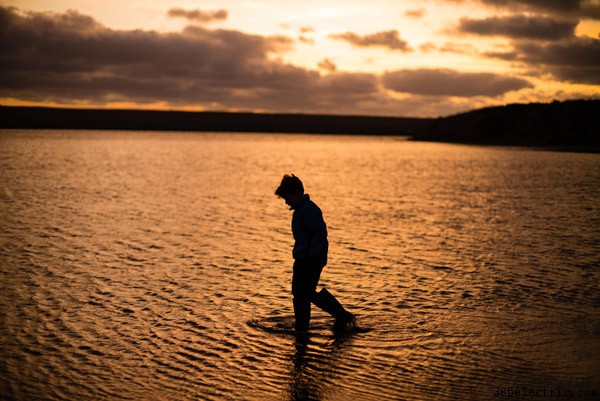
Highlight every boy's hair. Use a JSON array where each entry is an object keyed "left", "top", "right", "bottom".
[{"left": 275, "top": 174, "right": 304, "bottom": 198}]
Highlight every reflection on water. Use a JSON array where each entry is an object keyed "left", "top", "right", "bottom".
[
  {"left": 288, "top": 334, "right": 353, "bottom": 401},
  {"left": 1, "top": 130, "right": 599, "bottom": 400}
]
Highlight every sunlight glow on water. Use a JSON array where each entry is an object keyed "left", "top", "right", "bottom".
[{"left": 1, "top": 130, "right": 599, "bottom": 400}]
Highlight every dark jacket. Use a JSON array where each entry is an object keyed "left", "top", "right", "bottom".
[{"left": 290, "top": 194, "right": 328, "bottom": 267}]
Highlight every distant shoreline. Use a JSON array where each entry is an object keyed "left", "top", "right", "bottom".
[
  {"left": 0, "top": 105, "right": 432, "bottom": 136},
  {"left": 1, "top": 100, "right": 599, "bottom": 152}
]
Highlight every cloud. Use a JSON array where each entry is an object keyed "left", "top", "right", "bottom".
[
  {"left": 488, "top": 37, "right": 600, "bottom": 84},
  {"left": 298, "top": 35, "right": 315, "bottom": 44},
  {"left": 581, "top": 0, "right": 600, "bottom": 19},
  {"left": 167, "top": 8, "right": 228, "bottom": 23},
  {"left": 442, "top": 1, "right": 599, "bottom": 84},
  {"left": 419, "top": 41, "right": 477, "bottom": 54},
  {"left": 485, "top": 0, "right": 600, "bottom": 20},
  {"left": 329, "top": 30, "right": 412, "bottom": 51},
  {"left": 0, "top": 6, "right": 392, "bottom": 114},
  {"left": 405, "top": 8, "right": 426, "bottom": 18},
  {"left": 382, "top": 69, "right": 533, "bottom": 97},
  {"left": 297, "top": 26, "right": 315, "bottom": 44},
  {"left": 458, "top": 14, "right": 578, "bottom": 40},
  {"left": 440, "top": 0, "right": 600, "bottom": 19},
  {"left": 318, "top": 58, "right": 337, "bottom": 72},
  {"left": 0, "top": 6, "right": 541, "bottom": 117},
  {"left": 481, "top": 0, "right": 581, "bottom": 13},
  {"left": 0, "top": 7, "right": 290, "bottom": 101}
]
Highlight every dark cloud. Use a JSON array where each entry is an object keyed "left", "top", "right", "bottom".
[
  {"left": 167, "top": 8, "right": 228, "bottom": 23},
  {"left": 547, "top": 65, "right": 600, "bottom": 84},
  {"left": 458, "top": 14, "right": 578, "bottom": 40},
  {"left": 490, "top": 0, "right": 600, "bottom": 20},
  {"left": 516, "top": 37, "right": 600, "bottom": 67},
  {"left": 487, "top": 37, "right": 600, "bottom": 84},
  {"left": 441, "top": 0, "right": 600, "bottom": 20},
  {"left": 329, "top": 30, "right": 412, "bottom": 51},
  {"left": 481, "top": 0, "right": 582, "bottom": 13},
  {"left": 0, "top": 7, "right": 274, "bottom": 101},
  {"left": 382, "top": 69, "right": 533, "bottom": 97},
  {"left": 581, "top": 0, "right": 600, "bottom": 19},
  {"left": 442, "top": 1, "right": 599, "bottom": 84},
  {"left": 0, "top": 6, "right": 539, "bottom": 117},
  {"left": 484, "top": 0, "right": 599, "bottom": 19},
  {"left": 0, "top": 7, "right": 389, "bottom": 114}
]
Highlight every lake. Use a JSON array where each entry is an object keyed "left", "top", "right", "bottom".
[{"left": 1, "top": 130, "right": 599, "bottom": 400}]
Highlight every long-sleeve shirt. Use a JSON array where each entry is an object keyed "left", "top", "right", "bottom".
[{"left": 290, "top": 194, "right": 328, "bottom": 267}]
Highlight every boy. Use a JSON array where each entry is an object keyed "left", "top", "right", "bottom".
[{"left": 275, "top": 174, "right": 356, "bottom": 333}]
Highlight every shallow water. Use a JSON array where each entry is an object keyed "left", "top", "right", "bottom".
[{"left": 1, "top": 130, "right": 599, "bottom": 401}]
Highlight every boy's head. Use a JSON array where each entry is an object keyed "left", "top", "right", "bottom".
[{"left": 275, "top": 174, "right": 304, "bottom": 205}]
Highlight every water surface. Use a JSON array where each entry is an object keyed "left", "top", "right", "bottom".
[{"left": 1, "top": 130, "right": 599, "bottom": 400}]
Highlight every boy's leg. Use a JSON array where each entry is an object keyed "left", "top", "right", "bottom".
[
  {"left": 292, "top": 296, "right": 311, "bottom": 332},
  {"left": 291, "top": 259, "right": 322, "bottom": 332},
  {"left": 312, "top": 288, "right": 355, "bottom": 330}
]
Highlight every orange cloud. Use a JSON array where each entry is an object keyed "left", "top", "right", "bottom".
[
  {"left": 167, "top": 8, "right": 228, "bottom": 23},
  {"left": 329, "top": 30, "right": 412, "bottom": 52}
]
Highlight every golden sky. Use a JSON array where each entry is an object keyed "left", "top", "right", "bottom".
[{"left": 1, "top": 0, "right": 599, "bottom": 117}]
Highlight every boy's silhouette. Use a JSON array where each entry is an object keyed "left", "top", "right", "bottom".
[{"left": 275, "top": 174, "right": 356, "bottom": 333}]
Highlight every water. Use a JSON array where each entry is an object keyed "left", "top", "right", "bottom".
[{"left": 1, "top": 130, "right": 599, "bottom": 401}]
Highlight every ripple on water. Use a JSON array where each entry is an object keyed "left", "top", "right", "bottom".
[{"left": 1, "top": 131, "right": 599, "bottom": 400}]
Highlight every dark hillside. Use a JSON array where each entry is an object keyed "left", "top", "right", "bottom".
[{"left": 413, "top": 99, "right": 600, "bottom": 151}]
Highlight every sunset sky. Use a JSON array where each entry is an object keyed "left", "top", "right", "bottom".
[{"left": 1, "top": 0, "right": 599, "bottom": 117}]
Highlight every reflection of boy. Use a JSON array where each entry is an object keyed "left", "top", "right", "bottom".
[{"left": 275, "top": 174, "right": 356, "bottom": 333}]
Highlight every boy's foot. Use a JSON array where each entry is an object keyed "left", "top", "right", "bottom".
[{"left": 333, "top": 312, "right": 357, "bottom": 332}]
